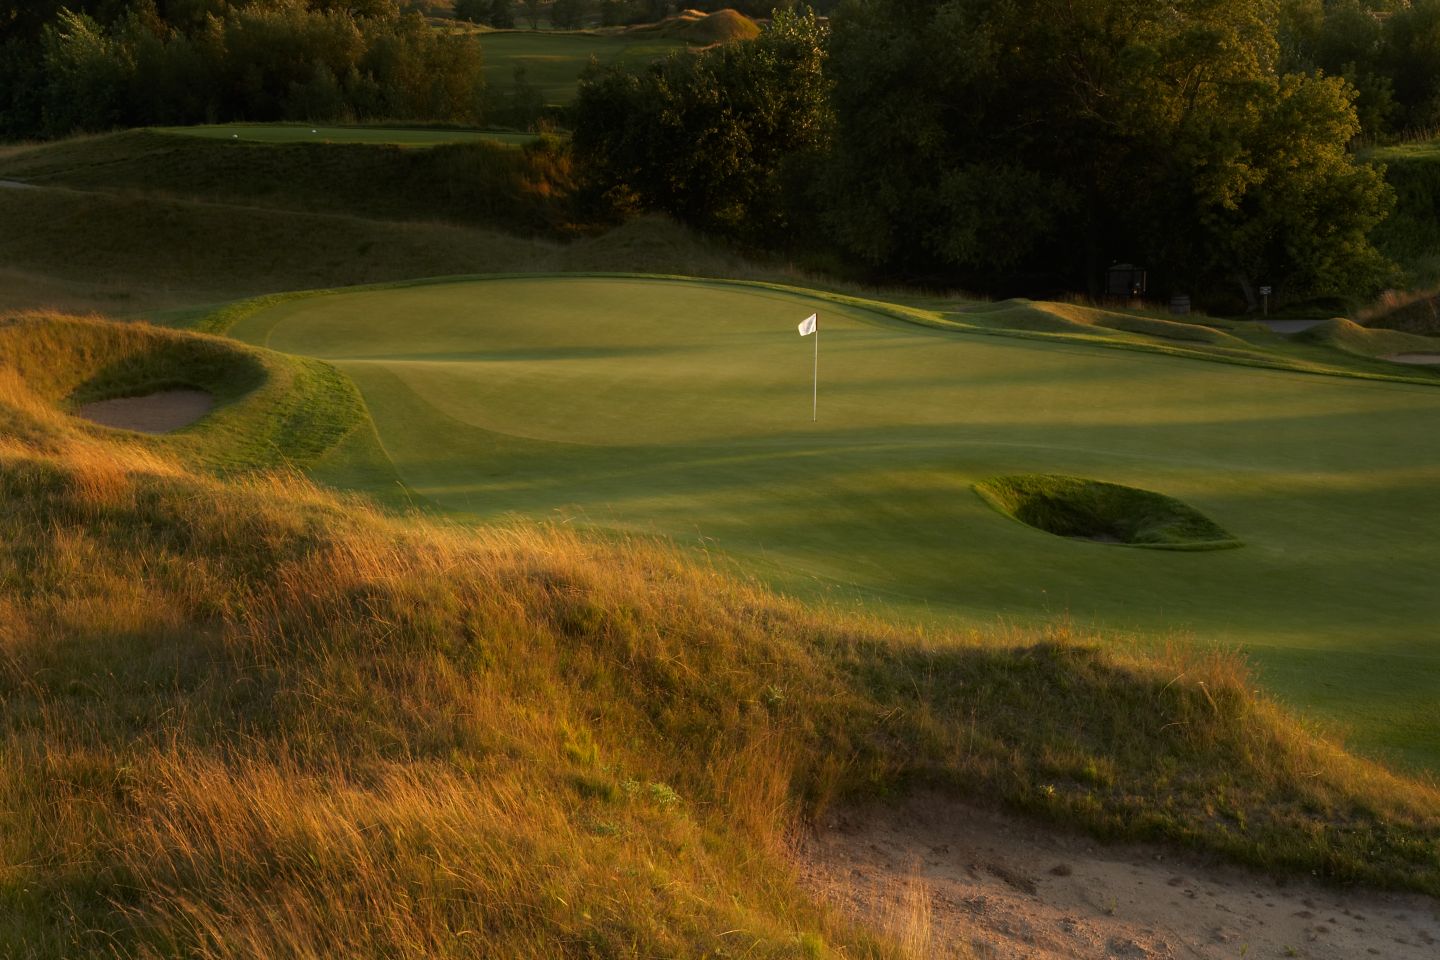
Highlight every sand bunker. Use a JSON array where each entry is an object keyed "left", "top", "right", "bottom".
[
  {"left": 798, "top": 791, "right": 1440, "bottom": 959},
  {"left": 1383, "top": 353, "right": 1440, "bottom": 365},
  {"left": 76, "top": 389, "right": 213, "bottom": 434},
  {"left": 0, "top": 179, "right": 36, "bottom": 190}
]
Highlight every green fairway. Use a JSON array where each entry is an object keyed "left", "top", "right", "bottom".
[
  {"left": 154, "top": 123, "right": 537, "bottom": 147},
  {"left": 479, "top": 31, "right": 687, "bottom": 104},
  {"left": 227, "top": 276, "right": 1440, "bottom": 767}
]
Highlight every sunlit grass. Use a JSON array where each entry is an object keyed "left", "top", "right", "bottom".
[
  {"left": 0, "top": 311, "right": 1437, "bottom": 957},
  {"left": 213, "top": 275, "right": 1440, "bottom": 767}
]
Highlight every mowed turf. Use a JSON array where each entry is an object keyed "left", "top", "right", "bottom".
[
  {"left": 154, "top": 123, "right": 537, "bottom": 147},
  {"left": 479, "top": 31, "right": 686, "bottom": 104},
  {"left": 228, "top": 277, "right": 1440, "bottom": 767}
]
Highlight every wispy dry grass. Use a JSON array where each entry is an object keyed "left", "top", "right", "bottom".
[{"left": 0, "top": 314, "right": 1436, "bottom": 958}]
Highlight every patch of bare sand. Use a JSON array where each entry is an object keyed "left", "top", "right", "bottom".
[
  {"left": 1383, "top": 353, "right": 1440, "bottom": 365},
  {"left": 76, "top": 390, "right": 213, "bottom": 434},
  {"left": 796, "top": 791, "right": 1439, "bottom": 959}
]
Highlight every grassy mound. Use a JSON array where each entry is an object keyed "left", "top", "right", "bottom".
[
  {"left": 1296, "top": 316, "right": 1440, "bottom": 359},
  {"left": 0, "top": 130, "right": 580, "bottom": 236},
  {"left": 678, "top": 9, "right": 762, "bottom": 44},
  {"left": 961, "top": 299, "right": 1256, "bottom": 349},
  {"left": 0, "top": 313, "right": 366, "bottom": 472},
  {"left": 1, "top": 313, "right": 1437, "bottom": 958},
  {"left": 974, "top": 474, "right": 1241, "bottom": 550},
  {"left": 949, "top": 297, "right": 1440, "bottom": 383},
  {"left": 626, "top": 9, "right": 760, "bottom": 44}
]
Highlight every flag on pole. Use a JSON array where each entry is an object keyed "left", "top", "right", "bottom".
[{"left": 798, "top": 313, "right": 819, "bottom": 421}]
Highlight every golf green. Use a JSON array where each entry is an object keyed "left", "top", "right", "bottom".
[{"left": 229, "top": 277, "right": 1440, "bottom": 767}]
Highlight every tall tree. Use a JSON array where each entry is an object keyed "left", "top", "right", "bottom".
[
  {"left": 824, "top": 0, "right": 1394, "bottom": 305},
  {"left": 573, "top": 8, "right": 829, "bottom": 244}
]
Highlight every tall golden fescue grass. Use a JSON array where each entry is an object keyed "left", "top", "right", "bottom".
[
  {"left": 885, "top": 865, "right": 934, "bottom": 960},
  {"left": 0, "top": 313, "right": 1437, "bottom": 958}
]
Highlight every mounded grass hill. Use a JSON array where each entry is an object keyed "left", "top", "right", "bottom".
[
  {"left": 0, "top": 130, "right": 578, "bottom": 235},
  {"left": 215, "top": 275, "right": 1440, "bottom": 768},
  {"left": 0, "top": 130, "right": 784, "bottom": 317},
  {"left": 2, "top": 310, "right": 1437, "bottom": 958},
  {"left": 627, "top": 9, "right": 763, "bottom": 44}
]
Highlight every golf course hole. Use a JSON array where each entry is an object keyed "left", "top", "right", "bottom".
[
  {"left": 975, "top": 474, "right": 1241, "bottom": 550},
  {"left": 75, "top": 389, "right": 214, "bottom": 434}
]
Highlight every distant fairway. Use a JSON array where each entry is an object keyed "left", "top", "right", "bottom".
[
  {"left": 479, "top": 31, "right": 686, "bottom": 104},
  {"left": 229, "top": 277, "right": 1440, "bottom": 766},
  {"left": 155, "top": 124, "right": 537, "bottom": 147}
]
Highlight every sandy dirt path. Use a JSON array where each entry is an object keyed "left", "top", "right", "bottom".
[
  {"left": 76, "top": 390, "right": 213, "bottom": 433},
  {"left": 797, "top": 791, "right": 1439, "bottom": 959},
  {"left": 1383, "top": 354, "right": 1440, "bottom": 365}
]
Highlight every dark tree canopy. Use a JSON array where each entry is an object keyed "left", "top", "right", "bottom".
[
  {"left": 0, "top": 0, "right": 487, "bottom": 137},
  {"left": 573, "top": 9, "right": 830, "bottom": 244},
  {"left": 824, "top": 0, "right": 1395, "bottom": 305}
]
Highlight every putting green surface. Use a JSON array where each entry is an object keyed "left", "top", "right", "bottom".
[
  {"left": 154, "top": 124, "right": 537, "bottom": 147},
  {"left": 230, "top": 277, "right": 1440, "bottom": 767}
]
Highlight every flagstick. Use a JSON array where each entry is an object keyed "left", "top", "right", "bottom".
[{"left": 812, "top": 317, "right": 818, "bottom": 422}]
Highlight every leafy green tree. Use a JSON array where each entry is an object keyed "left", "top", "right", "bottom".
[
  {"left": 4, "top": 0, "right": 489, "bottom": 136},
  {"left": 488, "top": 0, "right": 516, "bottom": 27},
  {"left": 551, "top": 0, "right": 588, "bottom": 29},
  {"left": 499, "top": 63, "right": 545, "bottom": 129},
  {"left": 453, "top": 0, "right": 491, "bottom": 23},
  {"left": 1188, "top": 72, "right": 1395, "bottom": 305},
  {"left": 1279, "top": 0, "right": 1396, "bottom": 140},
  {"left": 825, "top": 0, "right": 1394, "bottom": 306},
  {"left": 522, "top": 0, "right": 542, "bottom": 29},
  {"left": 598, "top": 0, "right": 627, "bottom": 26},
  {"left": 573, "top": 8, "right": 829, "bottom": 243},
  {"left": 40, "top": 8, "right": 128, "bottom": 133},
  {"left": 1383, "top": 0, "right": 1440, "bottom": 132}
]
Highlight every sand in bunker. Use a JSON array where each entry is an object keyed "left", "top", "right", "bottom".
[
  {"left": 796, "top": 791, "right": 1440, "bottom": 959},
  {"left": 1383, "top": 353, "right": 1440, "bottom": 365},
  {"left": 76, "top": 390, "right": 213, "bottom": 434}
]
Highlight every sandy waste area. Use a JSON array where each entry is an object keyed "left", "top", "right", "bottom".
[{"left": 797, "top": 791, "right": 1439, "bottom": 959}]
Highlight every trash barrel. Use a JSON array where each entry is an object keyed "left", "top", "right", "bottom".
[{"left": 1169, "top": 294, "right": 1191, "bottom": 316}]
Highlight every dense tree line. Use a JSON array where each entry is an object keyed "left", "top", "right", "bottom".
[
  {"left": 453, "top": 0, "right": 515, "bottom": 28},
  {"left": 576, "top": 1, "right": 1401, "bottom": 309},
  {"left": 1281, "top": 0, "right": 1440, "bottom": 142},
  {"left": 573, "top": 8, "right": 828, "bottom": 245},
  {"left": 0, "top": 1, "right": 487, "bottom": 138}
]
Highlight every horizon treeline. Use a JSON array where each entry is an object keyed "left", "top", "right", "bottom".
[
  {"left": 0, "top": 1, "right": 487, "bottom": 137},
  {"left": 6, "top": 0, "right": 1440, "bottom": 309},
  {"left": 576, "top": 1, "right": 1440, "bottom": 309}
]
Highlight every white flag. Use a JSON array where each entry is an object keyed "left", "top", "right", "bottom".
[{"left": 798, "top": 313, "right": 817, "bottom": 336}]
